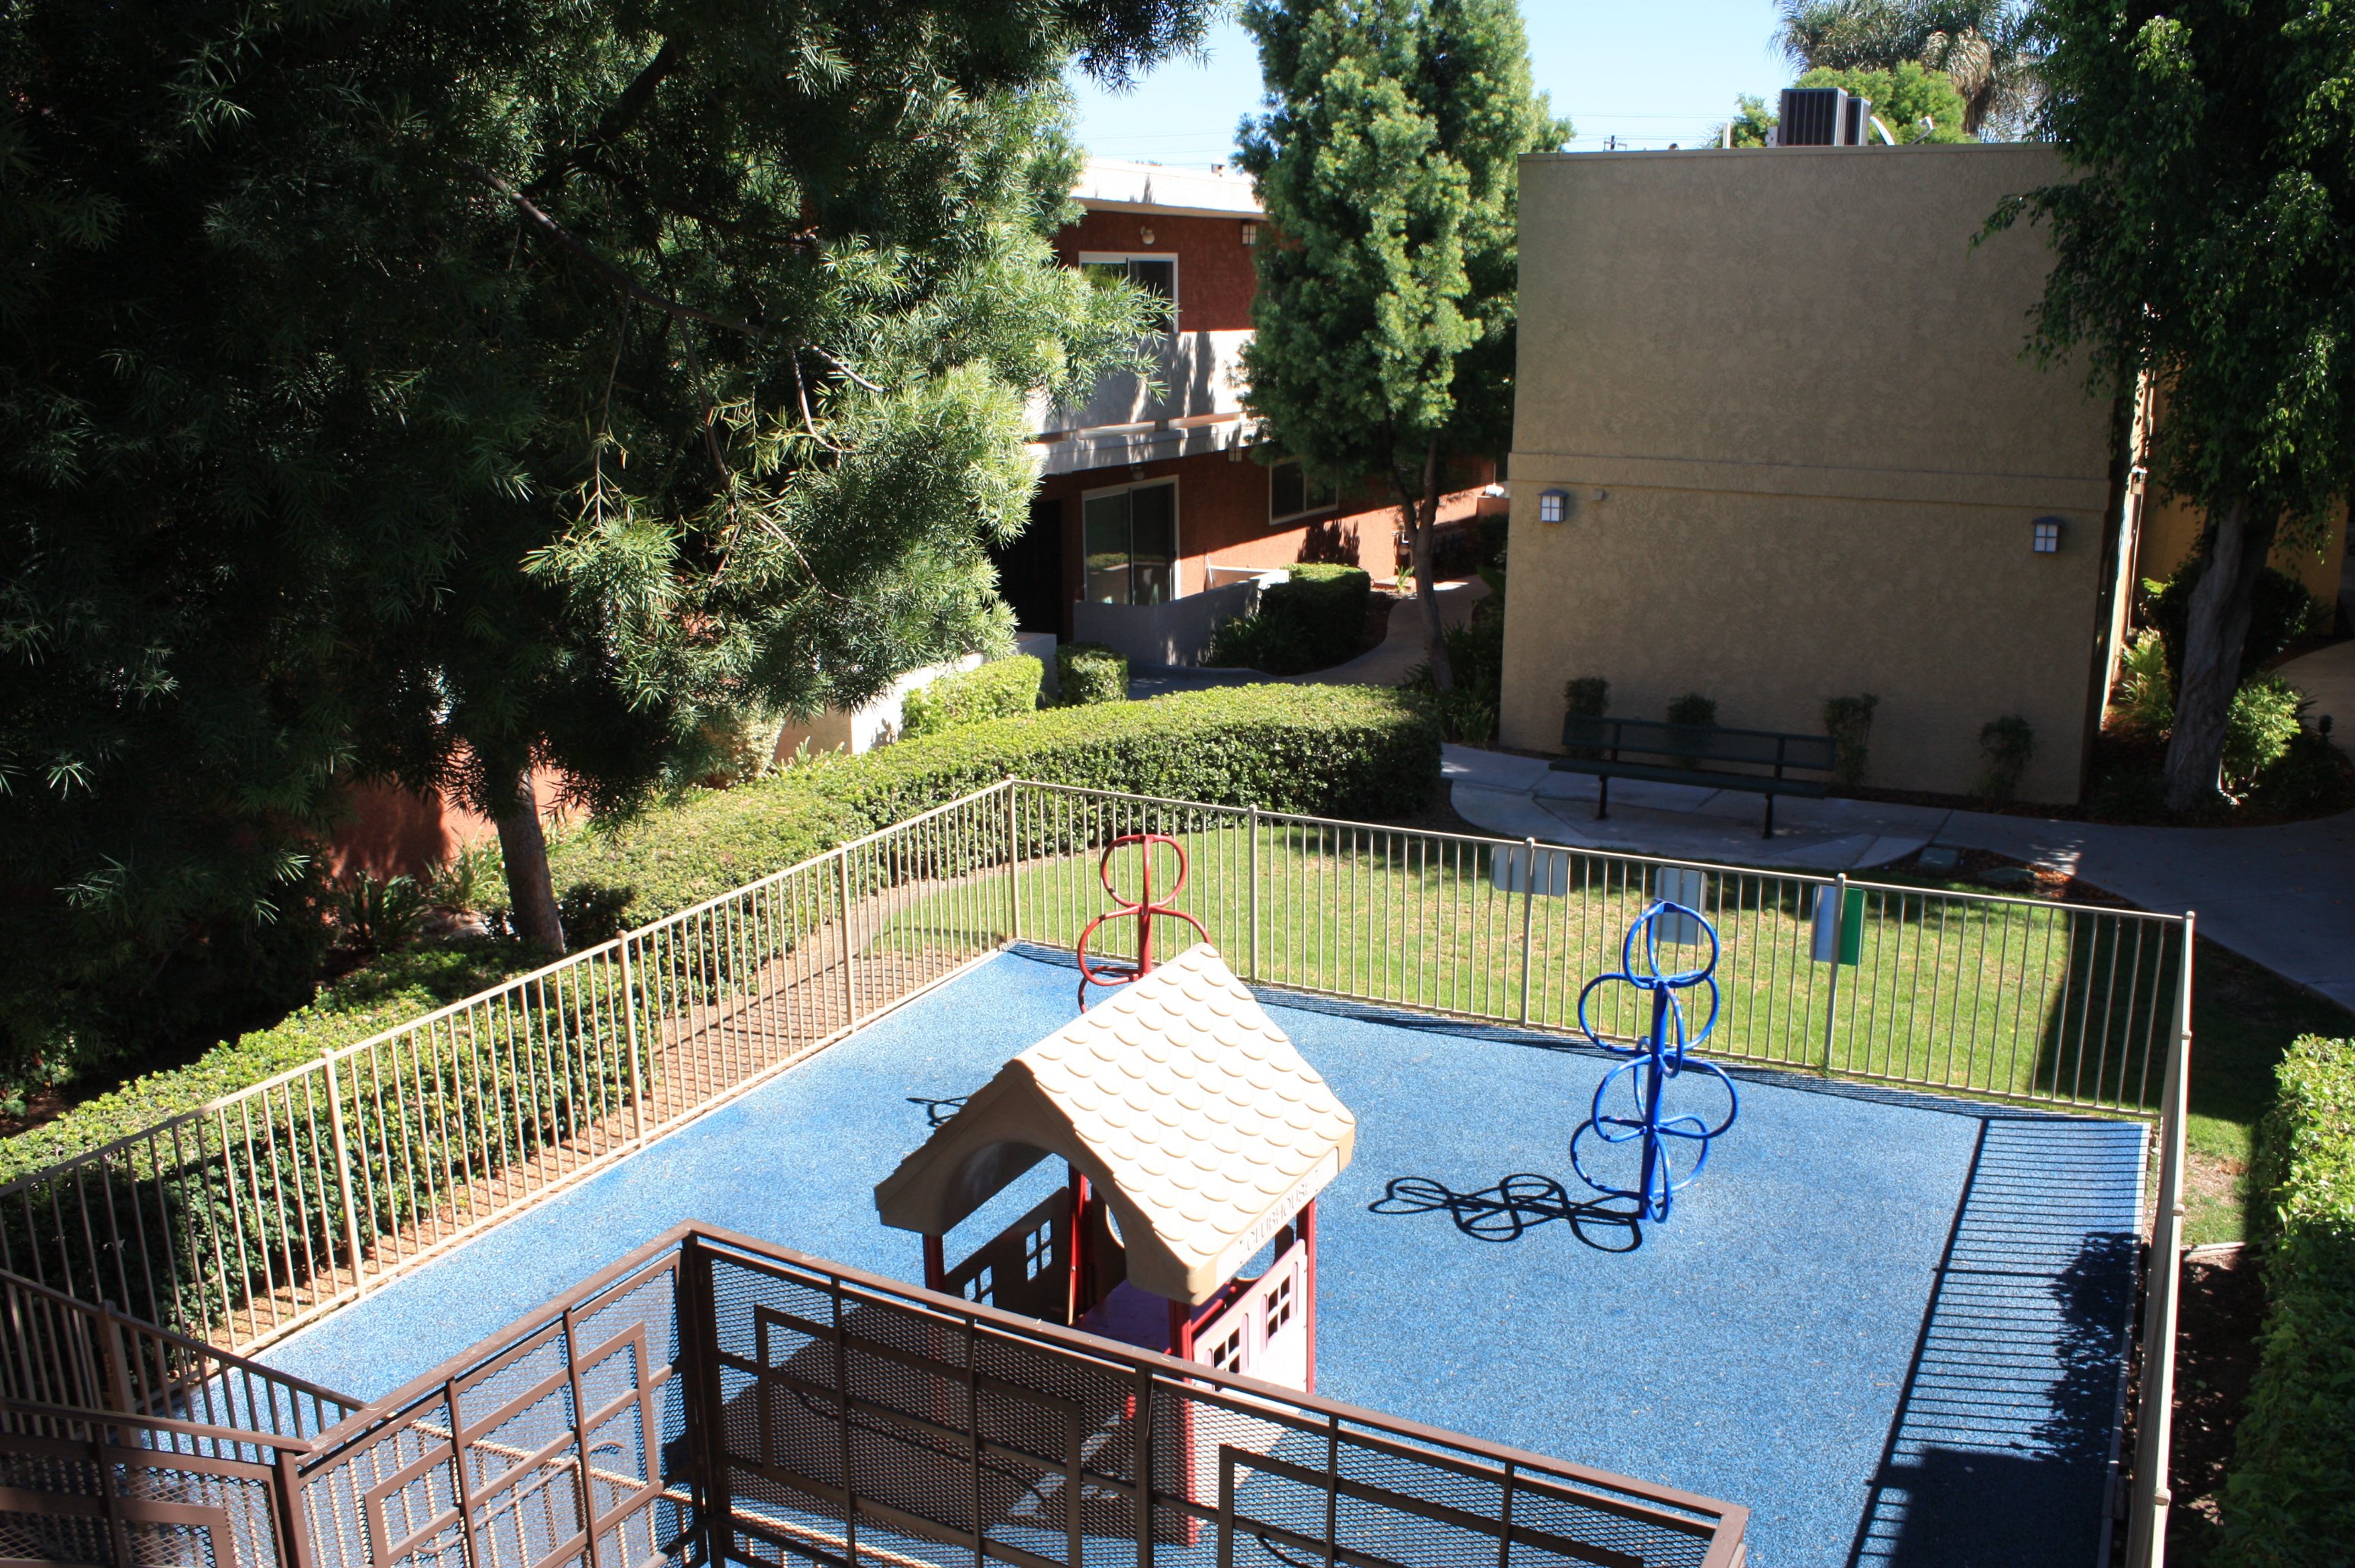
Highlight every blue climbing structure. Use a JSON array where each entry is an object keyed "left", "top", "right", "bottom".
[{"left": 1569, "top": 900, "right": 1740, "bottom": 1223}]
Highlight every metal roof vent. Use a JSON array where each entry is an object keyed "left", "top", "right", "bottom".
[{"left": 1775, "top": 87, "right": 1872, "bottom": 146}]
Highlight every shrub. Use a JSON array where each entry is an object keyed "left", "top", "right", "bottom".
[
  {"left": 1666, "top": 692, "right": 1717, "bottom": 728},
  {"left": 0, "top": 943, "right": 532, "bottom": 1186},
  {"left": 901, "top": 656, "right": 1043, "bottom": 738},
  {"left": 1207, "top": 564, "right": 1373, "bottom": 675},
  {"left": 2222, "top": 674, "right": 2305, "bottom": 792},
  {"left": 1403, "top": 600, "right": 1504, "bottom": 743},
  {"left": 1821, "top": 694, "right": 1878, "bottom": 789},
  {"left": 1058, "top": 642, "right": 1128, "bottom": 705},
  {"left": 2216, "top": 1035, "right": 2355, "bottom": 1562},
  {"left": 2146, "top": 559, "right": 2321, "bottom": 689},
  {"left": 2246, "top": 725, "right": 2355, "bottom": 816},
  {"left": 1977, "top": 715, "right": 2035, "bottom": 802},
  {"left": 2112, "top": 628, "right": 2174, "bottom": 734},
  {"left": 5, "top": 685, "right": 1444, "bottom": 1189},
  {"left": 335, "top": 872, "right": 429, "bottom": 956},
  {"left": 1563, "top": 677, "right": 1609, "bottom": 718}
]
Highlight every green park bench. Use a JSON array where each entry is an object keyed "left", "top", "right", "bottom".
[{"left": 1553, "top": 715, "right": 1837, "bottom": 837}]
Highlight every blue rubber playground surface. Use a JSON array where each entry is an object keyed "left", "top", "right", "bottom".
[{"left": 265, "top": 949, "right": 2144, "bottom": 1567}]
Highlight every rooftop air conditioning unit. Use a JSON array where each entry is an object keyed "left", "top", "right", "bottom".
[{"left": 1775, "top": 86, "right": 1872, "bottom": 146}]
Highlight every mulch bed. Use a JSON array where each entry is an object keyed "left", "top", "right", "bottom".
[{"left": 2152, "top": 1246, "right": 2267, "bottom": 1564}]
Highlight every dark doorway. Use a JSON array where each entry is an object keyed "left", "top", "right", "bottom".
[{"left": 994, "top": 496, "right": 1068, "bottom": 635}]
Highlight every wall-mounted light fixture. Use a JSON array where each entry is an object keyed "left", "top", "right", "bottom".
[
  {"left": 2032, "top": 516, "right": 2063, "bottom": 554},
  {"left": 1241, "top": 221, "right": 1260, "bottom": 247},
  {"left": 1139, "top": 226, "right": 1156, "bottom": 246},
  {"left": 1539, "top": 488, "right": 1571, "bottom": 525}
]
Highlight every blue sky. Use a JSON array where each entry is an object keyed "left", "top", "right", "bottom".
[{"left": 1070, "top": 2, "right": 1794, "bottom": 165}]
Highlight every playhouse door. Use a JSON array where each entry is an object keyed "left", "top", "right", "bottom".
[{"left": 1193, "top": 1239, "right": 1309, "bottom": 1392}]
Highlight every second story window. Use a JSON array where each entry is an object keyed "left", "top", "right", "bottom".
[
  {"left": 1081, "top": 254, "right": 1178, "bottom": 335},
  {"left": 1269, "top": 460, "right": 1338, "bottom": 525}
]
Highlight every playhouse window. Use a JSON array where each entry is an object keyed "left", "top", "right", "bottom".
[
  {"left": 1209, "top": 1328, "right": 1247, "bottom": 1374},
  {"left": 1265, "top": 1272, "right": 1294, "bottom": 1342},
  {"left": 966, "top": 1264, "right": 994, "bottom": 1304},
  {"left": 1024, "top": 1220, "right": 1054, "bottom": 1279}
]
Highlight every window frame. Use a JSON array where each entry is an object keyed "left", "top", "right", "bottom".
[
  {"left": 1080, "top": 474, "right": 1184, "bottom": 605},
  {"left": 1267, "top": 458, "right": 1340, "bottom": 526},
  {"left": 1077, "top": 251, "right": 1181, "bottom": 336}
]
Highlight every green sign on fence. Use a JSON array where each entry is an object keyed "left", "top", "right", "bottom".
[{"left": 1810, "top": 885, "right": 1864, "bottom": 966}]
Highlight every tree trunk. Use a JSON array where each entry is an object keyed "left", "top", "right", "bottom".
[
  {"left": 496, "top": 767, "right": 567, "bottom": 955},
  {"left": 2162, "top": 495, "right": 2276, "bottom": 811},
  {"left": 1400, "top": 437, "right": 1454, "bottom": 692}
]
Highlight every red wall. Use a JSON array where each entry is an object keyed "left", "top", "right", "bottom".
[
  {"left": 1054, "top": 209, "right": 1258, "bottom": 333},
  {"left": 1034, "top": 449, "right": 1499, "bottom": 633}
]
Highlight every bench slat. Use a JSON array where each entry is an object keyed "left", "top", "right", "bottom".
[{"left": 1547, "top": 756, "right": 1830, "bottom": 797}]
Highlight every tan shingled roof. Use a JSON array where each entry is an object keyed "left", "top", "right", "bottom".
[{"left": 873, "top": 945, "right": 1355, "bottom": 1304}]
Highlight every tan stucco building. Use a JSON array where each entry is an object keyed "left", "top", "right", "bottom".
[{"left": 1502, "top": 144, "right": 2139, "bottom": 804}]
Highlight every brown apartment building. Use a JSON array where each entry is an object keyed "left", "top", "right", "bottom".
[{"left": 997, "top": 160, "right": 1496, "bottom": 666}]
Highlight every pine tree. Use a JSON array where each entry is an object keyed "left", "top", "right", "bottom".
[
  {"left": 1994, "top": 1, "right": 2355, "bottom": 812},
  {"left": 1237, "top": 0, "right": 1564, "bottom": 689},
  {"left": 0, "top": 0, "right": 1210, "bottom": 1079}
]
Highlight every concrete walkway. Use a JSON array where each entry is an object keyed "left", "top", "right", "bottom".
[
  {"left": 1446, "top": 744, "right": 2355, "bottom": 1014},
  {"left": 1296, "top": 576, "right": 1489, "bottom": 686},
  {"left": 2282, "top": 637, "right": 2355, "bottom": 737}
]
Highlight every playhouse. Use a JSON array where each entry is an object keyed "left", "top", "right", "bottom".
[{"left": 873, "top": 943, "right": 1356, "bottom": 1393}]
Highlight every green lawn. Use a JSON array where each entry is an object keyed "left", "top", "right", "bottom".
[{"left": 889, "top": 823, "right": 2186, "bottom": 1094}]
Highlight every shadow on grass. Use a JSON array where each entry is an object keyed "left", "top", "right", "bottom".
[{"left": 1369, "top": 1174, "right": 1642, "bottom": 1252}]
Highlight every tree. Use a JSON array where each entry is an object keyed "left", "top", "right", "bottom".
[
  {"left": 1775, "top": 1, "right": 2041, "bottom": 137},
  {"left": 1237, "top": 0, "right": 1565, "bottom": 690},
  {"left": 0, "top": 0, "right": 1210, "bottom": 1078},
  {"left": 1797, "top": 63, "right": 1971, "bottom": 141},
  {"left": 1994, "top": 2, "right": 2355, "bottom": 811}
]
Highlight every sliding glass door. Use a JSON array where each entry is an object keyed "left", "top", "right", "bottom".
[{"left": 1083, "top": 481, "right": 1177, "bottom": 606}]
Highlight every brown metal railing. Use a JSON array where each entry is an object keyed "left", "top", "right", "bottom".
[
  {"left": 284, "top": 1223, "right": 1746, "bottom": 1568},
  {"left": 0, "top": 775, "right": 2193, "bottom": 1565}
]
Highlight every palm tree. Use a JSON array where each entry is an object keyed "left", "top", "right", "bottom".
[{"left": 1773, "top": 1, "right": 2040, "bottom": 138}]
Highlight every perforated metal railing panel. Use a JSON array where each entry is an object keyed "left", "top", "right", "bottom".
[
  {"left": 696, "top": 1236, "right": 1739, "bottom": 1568},
  {"left": 297, "top": 1256, "right": 689, "bottom": 1568}
]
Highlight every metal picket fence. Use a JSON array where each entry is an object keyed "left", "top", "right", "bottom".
[{"left": 0, "top": 774, "right": 2193, "bottom": 1566}]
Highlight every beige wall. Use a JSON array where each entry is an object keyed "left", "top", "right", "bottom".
[
  {"left": 1503, "top": 144, "right": 2126, "bottom": 803},
  {"left": 2135, "top": 486, "right": 2345, "bottom": 608}
]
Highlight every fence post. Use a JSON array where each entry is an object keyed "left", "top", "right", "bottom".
[
  {"left": 837, "top": 849, "right": 857, "bottom": 1029},
  {"left": 1518, "top": 837, "right": 1538, "bottom": 1025},
  {"left": 2125, "top": 911, "right": 2195, "bottom": 1567},
  {"left": 619, "top": 936, "right": 647, "bottom": 1145},
  {"left": 1005, "top": 784, "right": 1022, "bottom": 945},
  {"left": 1820, "top": 872, "right": 1849, "bottom": 1073},
  {"left": 1248, "top": 806, "right": 1261, "bottom": 982},
  {"left": 319, "top": 1056, "right": 366, "bottom": 1295}
]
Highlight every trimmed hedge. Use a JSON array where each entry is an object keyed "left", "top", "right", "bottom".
[
  {"left": 0, "top": 944, "right": 528, "bottom": 1185},
  {"left": 1206, "top": 564, "right": 1372, "bottom": 674},
  {"left": 1059, "top": 641, "right": 1129, "bottom": 705},
  {"left": 901, "top": 656, "right": 1042, "bottom": 738},
  {"left": 2217, "top": 1034, "right": 2355, "bottom": 1563},
  {"left": 3, "top": 685, "right": 1440, "bottom": 1185}
]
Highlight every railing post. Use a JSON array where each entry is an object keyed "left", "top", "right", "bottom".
[
  {"left": 319, "top": 1056, "right": 366, "bottom": 1295},
  {"left": 1005, "top": 783, "right": 1022, "bottom": 945},
  {"left": 2125, "top": 911, "right": 2195, "bottom": 1567},
  {"left": 1518, "top": 837, "right": 1538, "bottom": 1025},
  {"left": 1820, "top": 872, "right": 1849, "bottom": 1073},
  {"left": 1248, "top": 806, "right": 1261, "bottom": 982},
  {"left": 837, "top": 849, "right": 857, "bottom": 1029},
  {"left": 619, "top": 936, "right": 647, "bottom": 1145}
]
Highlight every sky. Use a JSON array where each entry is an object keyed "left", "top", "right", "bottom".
[{"left": 1069, "top": 2, "right": 1794, "bottom": 165}]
